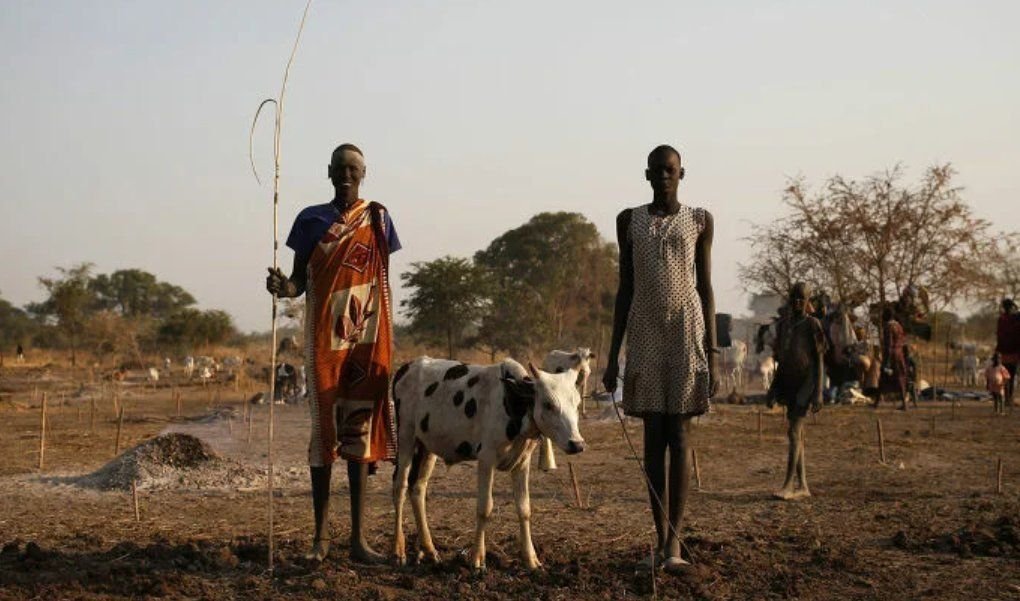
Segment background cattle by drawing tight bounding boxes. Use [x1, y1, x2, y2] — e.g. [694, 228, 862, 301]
[538, 347, 594, 471]
[274, 362, 299, 403]
[392, 357, 585, 570]
[718, 340, 747, 392]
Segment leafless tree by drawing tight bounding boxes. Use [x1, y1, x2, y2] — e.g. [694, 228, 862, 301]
[741, 164, 1005, 314]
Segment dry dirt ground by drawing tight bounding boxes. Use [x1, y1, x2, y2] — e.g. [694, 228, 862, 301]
[1, 364, 1018, 600]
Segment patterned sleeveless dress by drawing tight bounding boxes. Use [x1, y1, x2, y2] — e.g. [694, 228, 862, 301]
[622, 204, 711, 416]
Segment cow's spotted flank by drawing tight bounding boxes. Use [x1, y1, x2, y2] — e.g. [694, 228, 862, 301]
[467, 375, 480, 388]
[420, 413, 430, 433]
[425, 382, 439, 396]
[464, 398, 477, 418]
[456, 441, 474, 458]
[444, 363, 470, 381]
[453, 390, 464, 406]
[393, 362, 411, 388]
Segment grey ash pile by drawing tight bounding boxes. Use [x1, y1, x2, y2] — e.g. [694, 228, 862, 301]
[75, 433, 223, 491]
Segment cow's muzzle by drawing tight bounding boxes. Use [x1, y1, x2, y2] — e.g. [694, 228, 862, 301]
[565, 440, 586, 455]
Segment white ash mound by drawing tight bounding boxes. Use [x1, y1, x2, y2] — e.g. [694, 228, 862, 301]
[74, 433, 250, 491]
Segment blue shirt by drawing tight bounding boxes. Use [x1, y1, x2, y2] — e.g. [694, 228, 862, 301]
[285, 201, 402, 261]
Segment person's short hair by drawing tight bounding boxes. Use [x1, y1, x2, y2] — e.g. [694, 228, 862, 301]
[1003, 298, 1017, 312]
[789, 282, 810, 299]
[647, 145, 681, 167]
[331, 143, 364, 161]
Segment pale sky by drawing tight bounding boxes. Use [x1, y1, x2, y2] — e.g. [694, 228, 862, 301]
[2, 1, 1018, 333]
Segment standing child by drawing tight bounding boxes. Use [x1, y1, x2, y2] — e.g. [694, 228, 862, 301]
[767, 282, 826, 500]
[986, 352, 1011, 416]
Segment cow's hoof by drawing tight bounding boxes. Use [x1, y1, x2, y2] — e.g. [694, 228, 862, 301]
[523, 558, 542, 570]
[417, 549, 441, 565]
[305, 540, 330, 562]
[393, 554, 407, 567]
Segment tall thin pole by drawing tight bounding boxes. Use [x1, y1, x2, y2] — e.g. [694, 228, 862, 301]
[251, 0, 313, 573]
[38, 393, 47, 471]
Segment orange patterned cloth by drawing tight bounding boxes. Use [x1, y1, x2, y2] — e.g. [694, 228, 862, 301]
[304, 199, 396, 466]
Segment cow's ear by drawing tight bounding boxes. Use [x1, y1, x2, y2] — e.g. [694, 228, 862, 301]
[588, 352, 596, 359]
[501, 376, 536, 415]
[569, 353, 581, 365]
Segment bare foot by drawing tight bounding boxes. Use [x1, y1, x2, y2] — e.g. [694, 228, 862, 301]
[773, 487, 797, 500]
[350, 540, 386, 564]
[662, 555, 691, 573]
[789, 488, 811, 499]
[636, 551, 662, 572]
[305, 539, 330, 561]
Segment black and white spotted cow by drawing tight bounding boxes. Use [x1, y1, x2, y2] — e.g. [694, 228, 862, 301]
[537, 347, 595, 471]
[391, 357, 586, 570]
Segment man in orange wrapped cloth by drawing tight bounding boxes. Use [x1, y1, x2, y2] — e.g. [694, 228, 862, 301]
[267, 143, 400, 563]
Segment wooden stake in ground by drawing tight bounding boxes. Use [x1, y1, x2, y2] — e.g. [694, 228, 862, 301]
[997, 458, 1004, 494]
[757, 407, 763, 440]
[692, 448, 702, 490]
[568, 462, 584, 509]
[175, 390, 182, 417]
[132, 480, 140, 522]
[114, 406, 124, 456]
[247, 404, 255, 446]
[38, 392, 47, 472]
[876, 419, 886, 464]
[89, 396, 96, 434]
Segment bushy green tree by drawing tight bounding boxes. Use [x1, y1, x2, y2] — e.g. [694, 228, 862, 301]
[27, 263, 97, 366]
[157, 308, 238, 350]
[91, 269, 195, 318]
[0, 292, 37, 353]
[474, 212, 617, 355]
[400, 256, 490, 359]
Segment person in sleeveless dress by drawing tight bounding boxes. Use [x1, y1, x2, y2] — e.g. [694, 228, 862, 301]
[603, 145, 719, 572]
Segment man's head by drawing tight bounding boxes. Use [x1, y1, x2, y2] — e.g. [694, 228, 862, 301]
[789, 282, 810, 316]
[645, 145, 684, 196]
[328, 143, 366, 203]
[1002, 298, 1017, 314]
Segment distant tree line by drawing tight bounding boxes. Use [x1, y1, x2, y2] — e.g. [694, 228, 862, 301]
[739, 164, 1018, 318]
[1, 263, 239, 365]
[400, 212, 618, 360]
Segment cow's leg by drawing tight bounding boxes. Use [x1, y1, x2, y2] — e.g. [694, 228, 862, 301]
[348, 460, 384, 563]
[510, 456, 540, 569]
[392, 442, 414, 565]
[662, 416, 691, 570]
[307, 465, 332, 561]
[410, 451, 440, 563]
[470, 462, 496, 570]
[538, 436, 557, 471]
